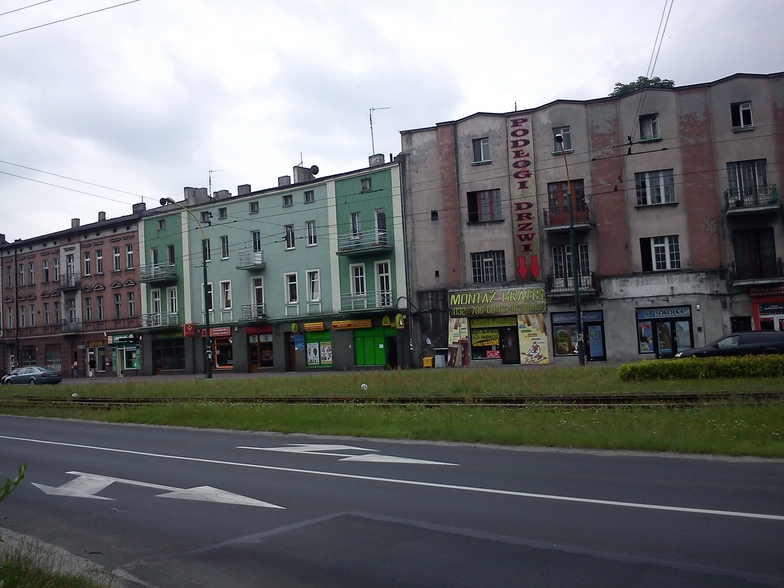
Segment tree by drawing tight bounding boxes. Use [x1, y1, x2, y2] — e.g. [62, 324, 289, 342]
[610, 76, 675, 97]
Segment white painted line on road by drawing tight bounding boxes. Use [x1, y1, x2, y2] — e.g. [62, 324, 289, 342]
[238, 443, 458, 465]
[4, 434, 783, 522]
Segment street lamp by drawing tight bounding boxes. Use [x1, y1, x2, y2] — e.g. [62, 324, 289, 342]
[160, 198, 213, 378]
[554, 134, 585, 366]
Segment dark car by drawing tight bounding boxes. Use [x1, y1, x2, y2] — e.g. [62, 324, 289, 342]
[1, 365, 63, 385]
[675, 331, 784, 358]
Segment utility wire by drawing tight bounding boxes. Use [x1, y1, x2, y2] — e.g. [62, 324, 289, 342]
[0, 0, 139, 39]
[0, 0, 51, 18]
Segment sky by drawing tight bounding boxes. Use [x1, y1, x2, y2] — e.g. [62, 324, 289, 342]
[1, 0, 783, 240]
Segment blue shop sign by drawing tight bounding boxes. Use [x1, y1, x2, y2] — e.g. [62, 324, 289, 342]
[552, 311, 604, 325]
[636, 306, 691, 320]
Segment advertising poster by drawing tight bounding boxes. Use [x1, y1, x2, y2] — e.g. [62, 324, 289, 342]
[448, 317, 468, 345]
[307, 342, 320, 365]
[320, 342, 333, 366]
[518, 313, 549, 364]
[638, 321, 653, 353]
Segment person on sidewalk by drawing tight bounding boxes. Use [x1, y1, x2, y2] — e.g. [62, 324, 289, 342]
[89, 357, 96, 379]
[72, 360, 78, 378]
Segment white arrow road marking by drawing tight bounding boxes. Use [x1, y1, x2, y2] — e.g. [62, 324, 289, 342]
[33, 471, 283, 509]
[238, 443, 458, 466]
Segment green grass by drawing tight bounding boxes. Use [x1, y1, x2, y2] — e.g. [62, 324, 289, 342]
[0, 539, 115, 588]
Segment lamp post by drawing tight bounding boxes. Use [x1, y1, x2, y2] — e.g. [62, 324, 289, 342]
[160, 198, 213, 378]
[554, 134, 585, 366]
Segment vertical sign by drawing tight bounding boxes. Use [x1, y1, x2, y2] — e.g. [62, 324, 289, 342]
[507, 116, 540, 282]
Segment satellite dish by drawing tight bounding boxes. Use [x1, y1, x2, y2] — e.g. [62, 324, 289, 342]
[310, 165, 319, 175]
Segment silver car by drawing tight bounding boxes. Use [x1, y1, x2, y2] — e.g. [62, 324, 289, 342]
[1, 366, 63, 385]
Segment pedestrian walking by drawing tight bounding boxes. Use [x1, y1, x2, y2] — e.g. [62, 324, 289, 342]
[89, 357, 96, 379]
[72, 360, 78, 378]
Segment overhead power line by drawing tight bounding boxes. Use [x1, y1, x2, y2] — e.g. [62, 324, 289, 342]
[0, 1, 52, 18]
[0, 0, 139, 39]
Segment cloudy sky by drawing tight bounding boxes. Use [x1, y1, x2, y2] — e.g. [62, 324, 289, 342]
[1, 0, 782, 240]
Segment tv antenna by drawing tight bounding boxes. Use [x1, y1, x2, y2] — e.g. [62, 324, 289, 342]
[369, 107, 390, 155]
[209, 169, 223, 197]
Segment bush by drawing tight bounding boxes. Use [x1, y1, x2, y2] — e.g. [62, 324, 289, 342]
[618, 355, 784, 381]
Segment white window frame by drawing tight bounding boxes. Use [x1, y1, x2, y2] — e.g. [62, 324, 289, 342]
[220, 236, 229, 259]
[351, 212, 362, 238]
[731, 101, 753, 129]
[29, 262, 35, 285]
[97, 296, 104, 320]
[158, 219, 166, 231]
[29, 304, 35, 327]
[42, 260, 48, 283]
[375, 209, 387, 244]
[114, 293, 122, 319]
[306, 269, 320, 302]
[306, 221, 317, 246]
[151, 289, 162, 315]
[361, 178, 372, 192]
[252, 230, 262, 252]
[376, 261, 392, 307]
[350, 263, 366, 297]
[126, 244, 134, 269]
[220, 280, 232, 310]
[44, 302, 50, 325]
[204, 238, 211, 262]
[167, 287, 178, 314]
[83, 252, 91, 276]
[285, 225, 295, 250]
[112, 247, 121, 272]
[639, 114, 660, 140]
[84, 298, 92, 321]
[282, 194, 293, 207]
[304, 190, 315, 203]
[218, 207, 228, 220]
[472, 137, 490, 163]
[204, 282, 214, 312]
[553, 126, 572, 152]
[95, 251, 102, 274]
[249, 201, 259, 214]
[252, 277, 264, 307]
[127, 292, 135, 317]
[53, 258, 60, 281]
[285, 272, 298, 304]
[635, 169, 675, 205]
[642, 235, 681, 271]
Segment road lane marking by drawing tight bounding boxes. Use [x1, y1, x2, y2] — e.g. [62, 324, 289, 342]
[32, 470, 283, 508]
[3, 434, 783, 522]
[238, 443, 458, 465]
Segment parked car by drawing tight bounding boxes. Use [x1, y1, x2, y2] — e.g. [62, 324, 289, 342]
[675, 331, 784, 358]
[1, 365, 63, 385]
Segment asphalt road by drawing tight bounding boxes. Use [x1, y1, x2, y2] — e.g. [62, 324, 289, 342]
[0, 415, 782, 587]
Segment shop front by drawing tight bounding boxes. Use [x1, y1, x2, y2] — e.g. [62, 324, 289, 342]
[551, 310, 606, 361]
[87, 339, 108, 377]
[108, 333, 141, 376]
[247, 325, 274, 372]
[210, 326, 234, 371]
[304, 322, 333, 369]
[447, 285, 549, 365]
[751, 286, 784, 331]
[151, 331, 185, 374]
[636, 306, 694, 359]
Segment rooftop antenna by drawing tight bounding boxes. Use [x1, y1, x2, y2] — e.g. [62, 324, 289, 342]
[369, 107, 390, 155]
[209, 169, 223, 197]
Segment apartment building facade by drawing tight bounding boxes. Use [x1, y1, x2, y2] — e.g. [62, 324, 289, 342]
[400, 72, 784, 366]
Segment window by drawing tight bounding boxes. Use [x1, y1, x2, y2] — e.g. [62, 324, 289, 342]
[471, 251, 507, 283]
[126, 244, 134, 269]
[44, 302, 50, 325]
[220, 236, 229, 259]
[67, 298, 76, 323]
[351, 264, 366, 296]
[361, 178, 372, 192]
[635, 169, 675, 205]
[553, 126, 571, 152]
[472, 137, 490, 163]
[18, 306, 24, 328]
[127, 292, 135, 317]
[727, 159, 768, 205]
[641, 236, 681, 271]
[431, 210, 439, 221]
[167, 244, 175, 265]
[97, 296, 104, 320]
[639, 114, 660, 141]
[83, 253, 91, 276]
[151, 289, 161, 315]
[54, 301, 61, 323]
[204, 238, 211, 262]
[113, 247, 121, 271]
[375, 209, 387, 244]
[249, 201, 259, 214]
[95, 250, 103, 274]
[350, 212, 362, 238]
[252, 277, 264, 309]
[29, 304, 35, 327]
[167, 287, 177, 314]
[53, 258, 59, 282]
[304, 190, 315, 203]
[467, 189, 503, 223]
[201, 211, 211, 224]
[282, 194, 293, 207]
[158, 219, 166, 231]
[18, 264, 24, 286]
[41, 261, 48, 283]
[84, 298, 92, 321]
[285, 225, 295, 249]
[552, 244, 590, 285]
[285, 273, 298, 304]
[65, 254, 76, 280]
[205, 283, 213, 312]
[6, 307, 12, 329]
[547, 180, 587, 224]
[220, 281, 232, 309]
[114, 293, 122, 318]
[252, 230, 262, 252]
[306, 221, 317, 246]
[28, 262, 35, 285]
[307, 270, 320, 302]
[731, 101, 753, 129]
[218, 207, 227, 220]
[376, 261, 392, 307]
[733, 228, 777, 281]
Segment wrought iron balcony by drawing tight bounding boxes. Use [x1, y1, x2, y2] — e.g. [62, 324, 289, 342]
[240, 303, 266, 321]
[236, 250, 266, 270]
[140, 313, 180, 328]
[337, 231, 393, 256]
[724, 185, 779, 215]
[728, 258, 784, 286]
[59, 272, 80, 291]
[340, 290, 394, 311]
[542, 203, 593, 232]
[545, 272, 599, 297]
[139, 264, 178, 283]
[60, 319, 83, 333]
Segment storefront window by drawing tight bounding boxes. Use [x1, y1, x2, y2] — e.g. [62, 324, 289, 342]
[551, 311, 605, 361]
[306, 330, 333, 368]
[635, 306, 692, 358]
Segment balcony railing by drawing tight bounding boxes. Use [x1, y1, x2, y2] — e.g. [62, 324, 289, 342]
[236, 250, 266, 270]
[140, 313, 180, 328]
[60, 319, 83, 333]
[542, 203, 593, 231]
[139, 264, 178, 282]
[59, 272, 80, 291]
[729, 258, 784, 285]
[545, 272, 599, 296]
[340, 290, 394, 311]
[241, 303, 266, 321]
[724, 185, 779, 213]
[337, 231, 393, 255]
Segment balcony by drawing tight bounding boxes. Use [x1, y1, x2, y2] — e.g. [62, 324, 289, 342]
[729, 258, 784, 287]
[139, 264, 178, 283]
[337, 231, 393, 256]
[141, 313, 180, 328]
[60, 319, 83, 333]
[724, 185, 779, 216]
[236, 250, 266, 271]
[543, 204, 593, 232]
[340, 290, 394, 312]
[59, 272, 80, 291]
[241, 303, 266, 321]
[545, 272, 599, 298]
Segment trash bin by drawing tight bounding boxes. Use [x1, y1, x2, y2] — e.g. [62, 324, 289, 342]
[422, 356, 434, 368]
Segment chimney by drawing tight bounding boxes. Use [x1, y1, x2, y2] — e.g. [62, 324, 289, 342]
[213, 189, 231, 200]
[292, 165, 315, 184]
[98, 211, 107, 222]
[369, 154, 385, 167]
[278, 175, 291, 187]
[71, 218, 80, 229]
[184, 187, 196, 205]
[238, 184, 251, 195]
[132, 203, 146, 214]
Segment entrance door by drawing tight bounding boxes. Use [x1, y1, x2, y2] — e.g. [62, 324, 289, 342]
[386, 337, 398, 369]
[585, 323, 606, 361]
[655, 322, 675, 358]
[500, 327, 520, 364]
[249, 343, 260, 373]
[287, 338, 296, 372]
[674, 320, 692, 356]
